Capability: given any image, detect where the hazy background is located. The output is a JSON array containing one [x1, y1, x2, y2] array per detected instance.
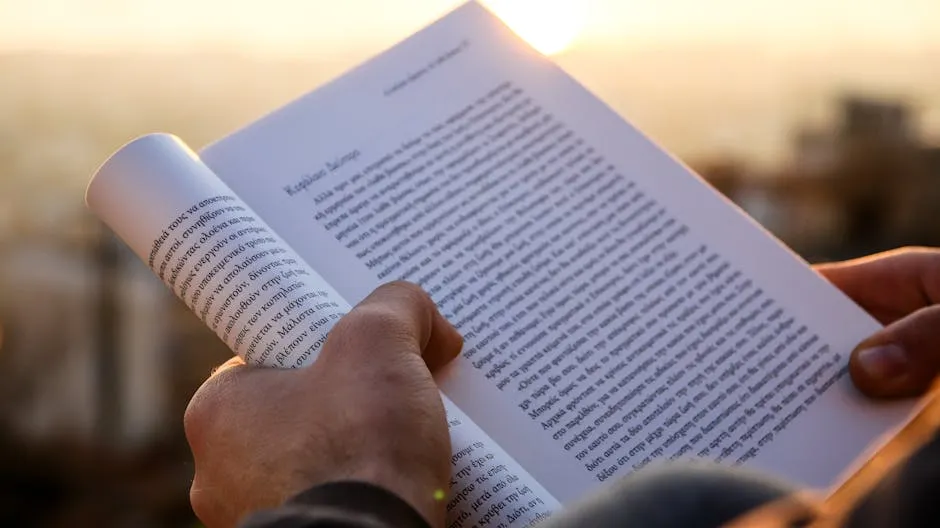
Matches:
[[1, 1, 938, 526]]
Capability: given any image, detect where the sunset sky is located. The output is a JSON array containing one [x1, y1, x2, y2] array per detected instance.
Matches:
[[1, 0, 938, 56]]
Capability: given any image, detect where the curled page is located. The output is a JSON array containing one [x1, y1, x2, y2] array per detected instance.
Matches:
[[86, 133, 348, 368]]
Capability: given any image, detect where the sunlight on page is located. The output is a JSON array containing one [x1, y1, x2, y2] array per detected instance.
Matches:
[[486, 0, 585, 55]]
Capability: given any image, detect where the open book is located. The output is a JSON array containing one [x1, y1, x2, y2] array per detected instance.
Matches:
[[86, 2, 915, 526]]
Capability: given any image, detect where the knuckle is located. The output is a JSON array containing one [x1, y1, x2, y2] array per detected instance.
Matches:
[[182, 397, 209, 449], [897, 246, 940, 265], [900, 245, 930, 254], [343, 305, 412, 340], [183, 371, 234, 447], [383, 280, 435, 306], [189, 480, 214, 525], [381, 279, 424, 294]]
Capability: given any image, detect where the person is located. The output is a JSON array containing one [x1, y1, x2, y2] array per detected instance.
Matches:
[[183, 247, 940, 528]]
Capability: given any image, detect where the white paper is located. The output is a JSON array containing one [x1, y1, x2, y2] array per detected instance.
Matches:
[[199, 0, 915, 505], [87, 133, 348, 368]]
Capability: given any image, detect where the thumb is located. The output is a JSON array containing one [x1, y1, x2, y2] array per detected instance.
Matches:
[[322, 281, 463, 371], [850, 304, 940, 398]]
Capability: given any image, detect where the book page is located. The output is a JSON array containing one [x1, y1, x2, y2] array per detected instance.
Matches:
[[444, 399, 559, 528], [86, 133, 558, 527], [200, 0, 915, 506], [86, 134, 347, 368]]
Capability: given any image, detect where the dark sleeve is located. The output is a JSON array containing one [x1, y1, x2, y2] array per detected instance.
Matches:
[[239, 481, 432, 528]]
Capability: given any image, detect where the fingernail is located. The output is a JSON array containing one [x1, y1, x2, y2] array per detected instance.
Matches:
[[856, 344, 910, 381]]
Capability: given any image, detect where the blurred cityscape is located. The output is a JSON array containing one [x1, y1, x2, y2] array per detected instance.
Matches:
[[1, 47, 938, 526], [703, 95, 940, 260]]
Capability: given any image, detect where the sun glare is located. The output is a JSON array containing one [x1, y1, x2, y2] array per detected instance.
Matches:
[[486, 0, 586, 55]]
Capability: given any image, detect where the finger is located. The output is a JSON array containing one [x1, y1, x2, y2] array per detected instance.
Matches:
[[425, 308, 464, 371], [324, 281, 462, 369], [850, 304, 940, 398], [815, 247, 940, 324]]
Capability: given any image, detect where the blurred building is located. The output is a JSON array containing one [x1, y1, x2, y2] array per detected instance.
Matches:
[[0, 213, 229, 526], [1, 221, 163, 446], [703, 95, 940, 261]]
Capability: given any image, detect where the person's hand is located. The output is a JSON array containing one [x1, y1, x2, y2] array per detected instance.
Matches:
[[816, 247, 940, 398], [183, 282, 462, 528]]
